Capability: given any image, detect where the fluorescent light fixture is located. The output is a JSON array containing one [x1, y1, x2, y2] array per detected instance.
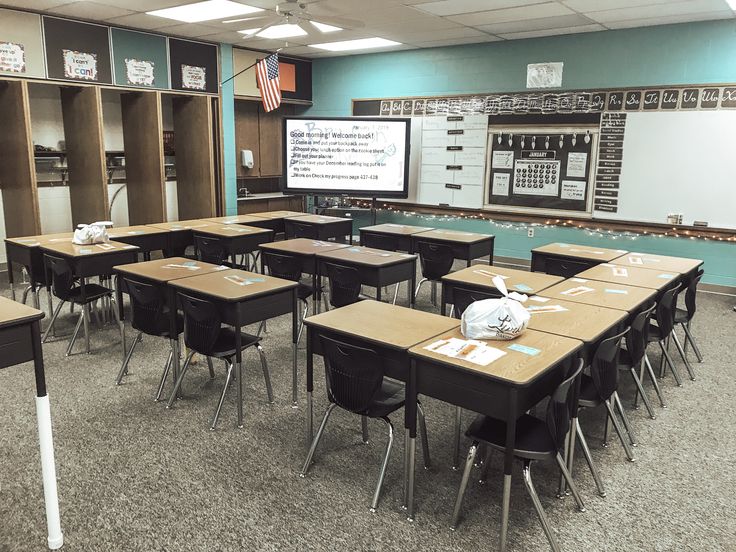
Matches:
[[147, 0, 262, 23], [239, 24, 308, 39], [310, 21, 342, 33], [309, 37, 401, 51], [727, 0, 736, 10]]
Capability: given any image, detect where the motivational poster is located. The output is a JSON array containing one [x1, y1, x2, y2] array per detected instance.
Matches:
[[62, 49, 97, 80], [181, 64, 206, 90], [0, 41, 25, 73], [124, 58, 155, 86]]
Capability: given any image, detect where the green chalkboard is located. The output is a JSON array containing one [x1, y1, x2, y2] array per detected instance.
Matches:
[[111, 28, 169, 89]]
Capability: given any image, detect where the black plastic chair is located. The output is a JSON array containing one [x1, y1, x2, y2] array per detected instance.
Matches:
[[115, 278, 186, 401], [195, 235, 232, 267], [166, 293, 273, 430], [618, 303, 664, 417], [361, 233, 398, 252], [291, 221, 319, 239], [42, 254, 114, 356], [300, 335, 430, 512], [648, 286, 696, 383], [263, 251, 317, 343], [414, 241, 455, 305], [451, 286, 502, 319], [674, 269, 704, 363], [451, 360, 585, 551], [325, 263, 363, 308]]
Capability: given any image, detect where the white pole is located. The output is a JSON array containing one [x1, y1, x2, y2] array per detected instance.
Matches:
[[35, 395, 63, 549]]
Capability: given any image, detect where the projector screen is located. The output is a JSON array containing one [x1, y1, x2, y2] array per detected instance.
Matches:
[[283, 117, 410, 197]]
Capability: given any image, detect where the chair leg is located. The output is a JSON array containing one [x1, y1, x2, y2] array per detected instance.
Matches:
[[300, 403, 337, 476], [613, 391, 638, 446], [576, 420, 606, 497], [450, 442, 477, 530], [42, 300, 65, 343], [671, 331, 696, 381], [604, 399, 635, 462], [165, 351, 196, 409], [414, 278, 427, 300], [207, 357, 215, 379], [630, 367, 656, 419], [361, 416, 369, 444], [449, 305, 455, 318], [430, 281, 437, 306], [155, 349, 174, 402], [681, 322, 703, 363], [296, 301, 309, 345], [116, 331, 142, 385], [452, 406, 462, 470], [554, 453, 585, 512], [478, 446, 494, 485], [256, 344, 274, 404], [369, 417, 395, 512], [209, 362, 235, 431], [82, 304, 91, 354], [522, 460, 562, 552], [417, 403, 431, 470], [65, 311, 85, 356], [659, 339, 683, 386], [256, 319, 267, 337], [644, 354, 667, 408], [21, 285, 31, 305], [392, 283, 400, 305]]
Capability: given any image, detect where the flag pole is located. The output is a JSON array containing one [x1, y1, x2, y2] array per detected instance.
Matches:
[[220, 50, 280, 87]]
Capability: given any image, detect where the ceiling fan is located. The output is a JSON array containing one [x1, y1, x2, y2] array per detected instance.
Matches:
[[224, 0, 365, 39]]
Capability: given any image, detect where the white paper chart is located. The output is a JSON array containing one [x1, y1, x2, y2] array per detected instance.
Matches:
[[513, 159, 561, 196]]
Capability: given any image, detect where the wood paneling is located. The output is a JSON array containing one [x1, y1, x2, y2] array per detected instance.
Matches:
[[235, 100, 260, 178], [60, 86, 109, 225], [0, 80, 40, 237], [237, 196, 304, 215], [171, 95, 215, 220], [234, 100, 294, 178], [121, 91, 166, 224]]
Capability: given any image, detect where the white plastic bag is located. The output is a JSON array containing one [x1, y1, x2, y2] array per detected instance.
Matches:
[[72, 223, 109, 245], [461, 276, 530, 340]]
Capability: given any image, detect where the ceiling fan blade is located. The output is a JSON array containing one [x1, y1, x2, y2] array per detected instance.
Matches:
[[223, 15, 281, 26], [240, 19, 282, 40], [304, 13, 365, 29]]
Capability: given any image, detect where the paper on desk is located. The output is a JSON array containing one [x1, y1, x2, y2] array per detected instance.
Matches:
[[214, 265, 230, 271], [526, 304, 568, 314], [224, 275, 265, 286], [570, 277, 588, 283], [162, 263, 201, 271], [473, 269, 509, 280], [628, 256, 643, 265], [424, 337, 506, 366], [604, 288, 628, 294], [528, 296, 550, 303], [561, 286, 594, 297], [612, 266, 629, 277], [95, 243, 115, 251]]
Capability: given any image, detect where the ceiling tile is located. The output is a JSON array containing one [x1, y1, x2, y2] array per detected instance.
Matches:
[[88, 0, 185, 10], [498, 23, 606, 40], [605, 10, 733, 28], [47, 1, 135, 19], [476, 13, 594, 34], [0, 0, 75, 9], [413, 0, 550, 17], [157, 22, 229, 38], [413, 35, 503, 47], [448, 2, 575, 26], [586, 0, 729, 23], [563, 0, 674, 11], [105, 13, 181, 30]]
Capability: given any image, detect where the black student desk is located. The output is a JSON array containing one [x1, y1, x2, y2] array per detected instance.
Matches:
[[284, 214, 354, 243], [170, 269, 299, 415], [107, 225, 171, 261], [0, 297, 63, 549], [359, 223, 434, 252], [316, 246, 418, 307], [192, 224, 274, 266], [248, 210, 306, 235], [147, 220, 219, 257], [531, 243, 627, 278], [410, 229, 495, 266], [408, 328, 582, 549]]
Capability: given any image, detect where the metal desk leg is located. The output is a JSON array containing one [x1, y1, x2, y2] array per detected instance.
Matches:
[[500, 391, 518, 552], [306, 330, 314, 445], [292, 289, 298, 408], [235, 310, 244, 429], [8, 259, 15, 301], [406, 360, 418, 520]]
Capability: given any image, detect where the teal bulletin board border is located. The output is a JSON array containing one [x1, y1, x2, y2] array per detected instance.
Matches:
[[111, 28, 169, 90]]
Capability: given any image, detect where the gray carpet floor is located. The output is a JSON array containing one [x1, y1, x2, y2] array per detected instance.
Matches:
[[1, 272, 735, 552]]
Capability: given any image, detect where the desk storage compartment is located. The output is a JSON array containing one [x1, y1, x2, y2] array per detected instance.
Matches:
[[0, 324, 34, 369], [533, 255, 595, 278]]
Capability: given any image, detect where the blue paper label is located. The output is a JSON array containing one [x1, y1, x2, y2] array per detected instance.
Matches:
[[604, 288, 628, 294], [508, 343, 541, 356], [514, 283, 533, 292], [657, 273, 675, 279]]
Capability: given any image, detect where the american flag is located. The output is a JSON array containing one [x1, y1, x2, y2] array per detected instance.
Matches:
[[256, 53, 281, 113]]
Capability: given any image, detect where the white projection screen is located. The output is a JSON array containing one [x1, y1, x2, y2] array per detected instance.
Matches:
[[283, 117, 410, 198]]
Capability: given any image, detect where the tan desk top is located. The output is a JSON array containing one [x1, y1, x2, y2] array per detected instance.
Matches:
[[40, 240, 139, 258], [170, 269, 297, 302], [360, 223, 434, 236], [249, 210, 305, 219], [412, 229, 493, 244], [304, 300, 459, 351], [532, 242, 627, 262], [577, 263, 678, 290], [610, 252, 703, 274], [107, 225, 170, 239], [6, 232, 74, 247], [288, 214, 351, 225], [202, 214, 267, 225], [147, 220, 217, 232], [317, 246, 416, 267], [260, 238, 350, 256], [443, 265, 564, 295], [410, 327, 582, 386], [539, 278, 657, 312], [192, 224, 272, 239], [0, 296, 44, 328], [525, 298, 627, 344], [114, 257, 227, 283]]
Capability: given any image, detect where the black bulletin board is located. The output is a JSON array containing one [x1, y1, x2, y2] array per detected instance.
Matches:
[[169, 38, 218, 94], [488, 132, 593, 212], [43, 16, 112, 84]]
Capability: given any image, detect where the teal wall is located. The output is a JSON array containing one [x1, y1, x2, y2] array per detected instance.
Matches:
[[220, 43, 238, 216]]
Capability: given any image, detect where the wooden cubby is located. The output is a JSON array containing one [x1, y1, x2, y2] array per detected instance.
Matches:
[[235, 100, 295, 178], [0, 79, 41, 237]]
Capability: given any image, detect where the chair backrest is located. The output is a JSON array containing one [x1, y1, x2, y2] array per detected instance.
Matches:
[[291, 222, 318, 239], [590, 327, 629, 401], [320, 335, 385, 414], [655, 286, 678, 336], [416, 241, 454, 281], [178, 293, 222, 356], [361, 233, 398, 252], [625, 303, 656, 366], [683, 269, 703, 320], [325, 263, 362, 308], [195, 235, 228, 266], [546, 359, 584, 452], [263, 251, 302, 282], [45, 255, 75, 301], [125, 278, 168, 336], [452, 286, 501, 319]]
